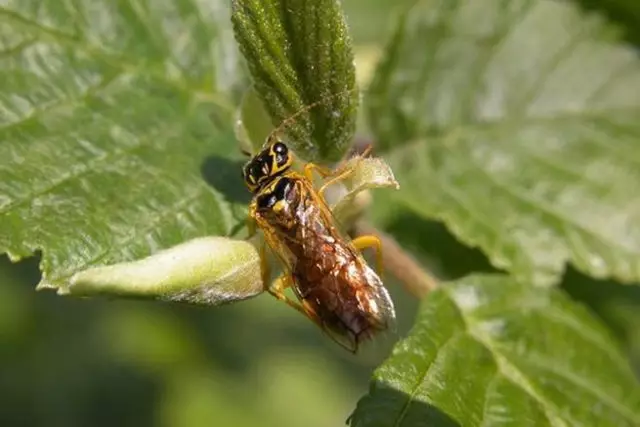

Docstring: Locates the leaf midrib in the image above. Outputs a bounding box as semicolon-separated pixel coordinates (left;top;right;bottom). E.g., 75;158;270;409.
390;331;462;427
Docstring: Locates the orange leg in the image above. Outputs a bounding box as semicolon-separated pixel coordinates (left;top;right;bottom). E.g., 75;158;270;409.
258;242;271;290
304;160;358;203
351;234;384;278
305;146;373;198
247;218;257;238
268;273;322;328
303;162;333;183
317;167;355;197
246;204;258;238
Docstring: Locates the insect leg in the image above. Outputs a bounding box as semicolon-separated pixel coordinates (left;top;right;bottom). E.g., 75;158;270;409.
351;234;384;278
247;203;258;238
247;218;257;238
271;273;357;351
258;242;271;290
317;167;355;197
268;274;321;327
314;146;374;197
303;162;334;183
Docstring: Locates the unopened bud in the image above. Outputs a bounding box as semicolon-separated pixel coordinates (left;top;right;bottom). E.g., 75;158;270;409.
64;237;263;306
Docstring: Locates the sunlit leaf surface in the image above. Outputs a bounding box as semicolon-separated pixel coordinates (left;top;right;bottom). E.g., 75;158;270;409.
368;0;640;286
351;274;640;427
0;1;248;287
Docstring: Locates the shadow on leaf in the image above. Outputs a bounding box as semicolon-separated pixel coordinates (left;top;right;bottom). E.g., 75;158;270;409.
385;210;498;280
349;381;460;427
575;0;640;46
200;155;251;205
562;266;640;377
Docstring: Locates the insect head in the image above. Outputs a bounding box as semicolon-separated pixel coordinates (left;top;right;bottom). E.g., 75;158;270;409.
242;142;292;193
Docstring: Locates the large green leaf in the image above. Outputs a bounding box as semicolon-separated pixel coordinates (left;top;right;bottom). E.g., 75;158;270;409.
351;274;640;427
367;0;640;286
0;1;248;288
231;0;358;162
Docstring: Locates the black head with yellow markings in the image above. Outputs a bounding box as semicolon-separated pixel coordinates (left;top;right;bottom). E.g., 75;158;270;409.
242;141;293;193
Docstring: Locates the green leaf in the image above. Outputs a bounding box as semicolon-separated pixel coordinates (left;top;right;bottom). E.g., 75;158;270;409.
351;274;640;427
367;0;640;286
0;1;249;288
231;0;358;163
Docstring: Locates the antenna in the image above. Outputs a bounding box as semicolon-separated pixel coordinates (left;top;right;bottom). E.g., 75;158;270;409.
265;87;360;147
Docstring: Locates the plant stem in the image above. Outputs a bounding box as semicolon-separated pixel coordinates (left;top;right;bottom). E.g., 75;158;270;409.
354;221;438;298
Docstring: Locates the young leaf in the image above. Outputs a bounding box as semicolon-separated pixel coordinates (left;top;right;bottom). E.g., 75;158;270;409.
65;237;263;305
350;274;640;427
367;0;640;286
0;1;247;288
231;0;358;163
330;156;400;227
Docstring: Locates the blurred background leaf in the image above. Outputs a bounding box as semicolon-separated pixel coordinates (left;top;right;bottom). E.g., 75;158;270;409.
1;253;417;427
365;0;640;287
351;274;640;427
231;0;358;162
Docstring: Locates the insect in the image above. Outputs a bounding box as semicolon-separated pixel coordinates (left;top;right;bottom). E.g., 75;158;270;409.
242;94;396;353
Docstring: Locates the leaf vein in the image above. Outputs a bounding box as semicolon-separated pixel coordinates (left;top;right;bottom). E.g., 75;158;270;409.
0;111;180;216
500;295;630;377
505;141;609;192
513;17;589;117
52;184;214;282
585;57;639;105
0;71;118;132
465;151;640;257
392;331;463;427
0;7;216;102
458;0;535;124
478;373;499;427
517;351;640;423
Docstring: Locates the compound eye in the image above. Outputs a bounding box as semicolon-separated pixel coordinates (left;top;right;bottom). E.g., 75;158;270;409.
273;142;287;154
272;142;290;168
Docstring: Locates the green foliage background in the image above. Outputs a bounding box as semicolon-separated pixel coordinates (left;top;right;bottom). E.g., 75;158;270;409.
1;0;640;426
